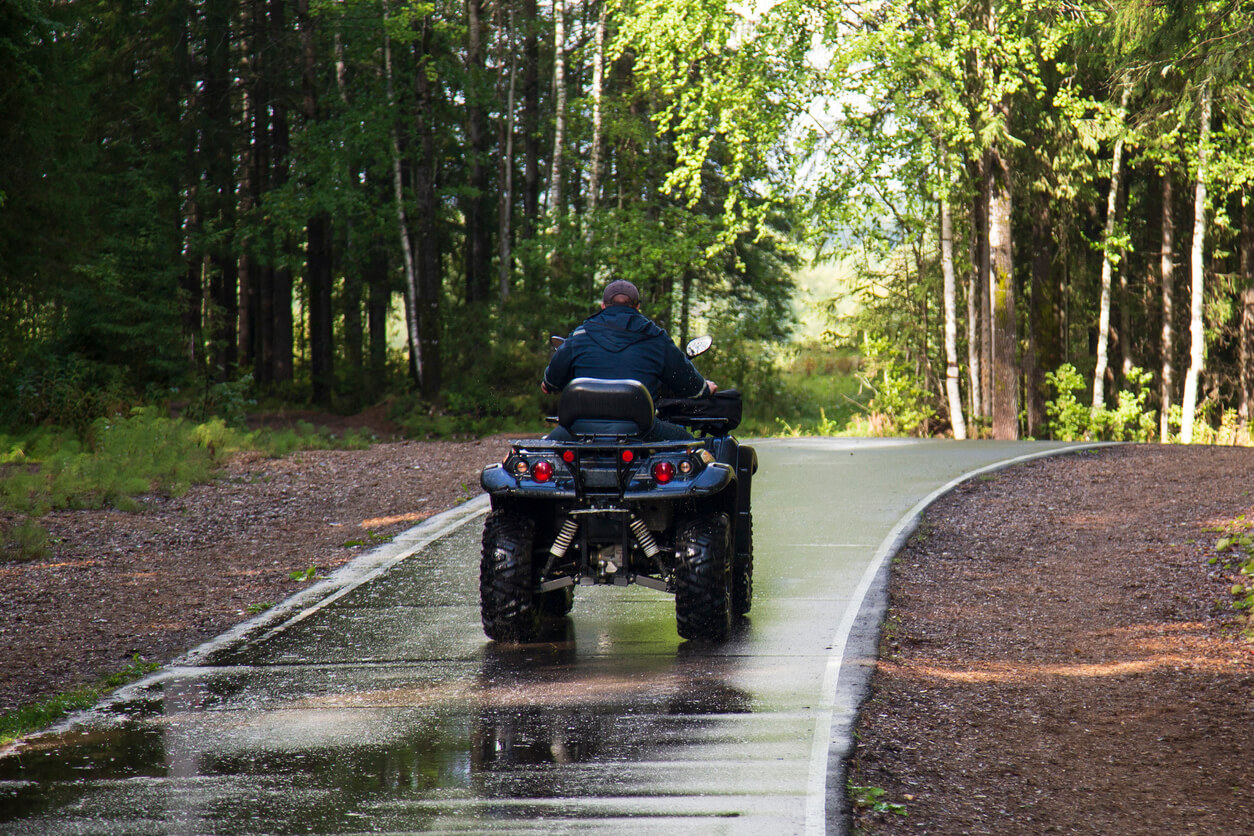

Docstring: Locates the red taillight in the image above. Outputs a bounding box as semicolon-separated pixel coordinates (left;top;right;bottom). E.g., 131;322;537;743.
621;449;635;463
652;461;675;484
532;460;554;482
562;449;575;463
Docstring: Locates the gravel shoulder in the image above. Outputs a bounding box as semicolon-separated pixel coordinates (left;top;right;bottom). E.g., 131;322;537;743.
0;434;515;715
848;444;1254;835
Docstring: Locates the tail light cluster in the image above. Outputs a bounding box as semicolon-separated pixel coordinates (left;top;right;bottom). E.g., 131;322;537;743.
507;446;707;486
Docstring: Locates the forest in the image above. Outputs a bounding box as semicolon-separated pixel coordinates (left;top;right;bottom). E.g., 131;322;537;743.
2;0;1253;444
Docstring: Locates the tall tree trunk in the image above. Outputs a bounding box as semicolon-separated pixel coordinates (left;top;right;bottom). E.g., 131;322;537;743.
238;6;260;373
1027;195;1052;438
1160;172;1175;441
585;0;607;245
966;165;982;424
1092;86;1130;411
382;0;422;385
172;0;199;372
206;0;237;379
182;205;204;369
988;144;1018;440
269;0;293;385
497;1;517;299
1241;288;1254;426
1181;81;1212;444
463;0;491;302
366;249;389;399
1118;260;1131;380
940;191;967;439
680;270;693;348
307;214;334;405
415;23;443;398
979;156;993;419
548;0;566;220
299;0;333;406
521;0;540;239
1240;196;1254;425
342;229;364;408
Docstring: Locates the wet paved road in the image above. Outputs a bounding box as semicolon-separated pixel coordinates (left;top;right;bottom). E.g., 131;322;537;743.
0;439;1093;835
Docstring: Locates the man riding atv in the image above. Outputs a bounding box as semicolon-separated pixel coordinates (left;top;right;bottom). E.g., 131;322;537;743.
478;279;755;643
541;280;717;441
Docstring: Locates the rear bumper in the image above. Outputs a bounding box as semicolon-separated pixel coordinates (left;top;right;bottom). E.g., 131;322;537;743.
480;461;734;501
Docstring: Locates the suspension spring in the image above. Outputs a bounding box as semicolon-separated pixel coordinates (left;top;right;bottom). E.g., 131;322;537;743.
629;515;661;558
549;517;580;560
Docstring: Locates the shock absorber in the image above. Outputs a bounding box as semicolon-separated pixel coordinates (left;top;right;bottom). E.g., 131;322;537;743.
549;517;580;560
628;514;661;559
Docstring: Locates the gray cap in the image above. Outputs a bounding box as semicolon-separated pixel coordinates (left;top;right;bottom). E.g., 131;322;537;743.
602;280;640;307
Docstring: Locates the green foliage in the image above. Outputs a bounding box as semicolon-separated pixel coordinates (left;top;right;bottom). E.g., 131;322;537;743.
2;354;131;433
1210;515;1254;638
0;654;160;746
776;407;844;438
342;530;393;548
250;421;379;458
0;409;228;517
1089;367;1158;442
1043;364;1092;441
1044;364;1157;442
0;407;388;528
849;783;909;817
182;374;258;429
1;517;50;562
1184;408;1254;447
289;565;320;582
766;343;868;436
846;336;938;437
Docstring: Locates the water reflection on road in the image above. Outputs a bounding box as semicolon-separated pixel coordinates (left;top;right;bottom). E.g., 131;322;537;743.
1;610;767;835
0;439;1092;835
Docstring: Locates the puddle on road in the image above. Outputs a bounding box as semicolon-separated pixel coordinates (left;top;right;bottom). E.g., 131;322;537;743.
0;621;756;835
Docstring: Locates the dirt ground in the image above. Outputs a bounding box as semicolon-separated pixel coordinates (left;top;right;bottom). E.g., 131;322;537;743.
848;444;1254;835
0;429;517;715
2;435;1252;834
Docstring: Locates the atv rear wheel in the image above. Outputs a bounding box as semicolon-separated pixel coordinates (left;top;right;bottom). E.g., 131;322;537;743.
674;512;733;641
480;509;541;642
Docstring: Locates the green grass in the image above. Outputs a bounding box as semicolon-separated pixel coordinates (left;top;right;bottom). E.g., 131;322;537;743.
739;342;869;437
0;410;397;554
0;655;161;746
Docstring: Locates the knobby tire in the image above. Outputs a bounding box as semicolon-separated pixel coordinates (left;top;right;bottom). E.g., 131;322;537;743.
479;509;541;642
674;512;733;641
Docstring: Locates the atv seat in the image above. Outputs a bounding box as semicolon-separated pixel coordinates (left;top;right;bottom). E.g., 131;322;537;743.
558;378;655;436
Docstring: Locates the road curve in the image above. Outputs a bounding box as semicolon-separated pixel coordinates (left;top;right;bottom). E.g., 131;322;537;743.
0;439;1098;835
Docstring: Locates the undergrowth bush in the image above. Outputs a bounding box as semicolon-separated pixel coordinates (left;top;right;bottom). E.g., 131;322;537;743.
3;354;132;432
846;336;937;436
1044;363;1157;442
0;409;392;563
1209;515;1254;639
0;407;228;517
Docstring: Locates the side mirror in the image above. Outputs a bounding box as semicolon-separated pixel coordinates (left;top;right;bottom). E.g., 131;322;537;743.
549;335;566;350
685;335;713;358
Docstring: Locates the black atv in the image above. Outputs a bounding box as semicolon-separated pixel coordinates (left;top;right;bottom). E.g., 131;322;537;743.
478;345;756;643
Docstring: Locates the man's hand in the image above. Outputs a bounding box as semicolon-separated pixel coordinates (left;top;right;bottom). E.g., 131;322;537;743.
540;381;558;394
704;380;718;396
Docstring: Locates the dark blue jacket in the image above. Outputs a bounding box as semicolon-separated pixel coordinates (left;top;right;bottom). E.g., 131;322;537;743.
543;305;707;400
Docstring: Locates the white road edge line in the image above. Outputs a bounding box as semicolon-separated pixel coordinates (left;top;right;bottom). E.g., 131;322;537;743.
803;443;1106;836
50;494;493;731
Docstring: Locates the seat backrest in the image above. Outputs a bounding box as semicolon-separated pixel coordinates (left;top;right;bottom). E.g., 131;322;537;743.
558;378;654;436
